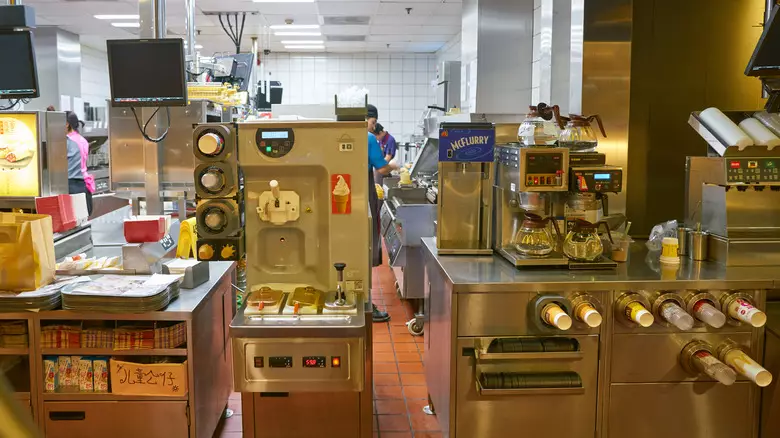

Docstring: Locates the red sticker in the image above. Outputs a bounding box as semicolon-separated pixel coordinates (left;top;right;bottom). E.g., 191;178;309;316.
331;174;352;214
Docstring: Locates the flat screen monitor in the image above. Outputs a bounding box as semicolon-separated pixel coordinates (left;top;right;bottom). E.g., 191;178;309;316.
746;5;780;76
0;31;39;99
107;38;187;107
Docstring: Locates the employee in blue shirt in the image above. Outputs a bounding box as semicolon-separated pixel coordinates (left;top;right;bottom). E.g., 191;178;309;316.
373;123;397;186
367;104;397;322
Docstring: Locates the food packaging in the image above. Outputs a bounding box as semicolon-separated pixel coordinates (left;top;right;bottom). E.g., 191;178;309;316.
625;301;654;327
738;117;780;148
723;349;773;387
693;301;726;328
611;238;630;262
660;301;694;331
0;213;56;291
699;107;753;150
57;356;75;388
728;298;767;327
78;358;94;392
541;303;572;330
93;358;109;392
124;216;167;243
34;195;77;233
574;302;602;328
43;357;57;392
693;350;736;385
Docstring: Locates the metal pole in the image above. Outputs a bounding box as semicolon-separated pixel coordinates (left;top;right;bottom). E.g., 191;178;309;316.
185;0;196;60
138;0;167;214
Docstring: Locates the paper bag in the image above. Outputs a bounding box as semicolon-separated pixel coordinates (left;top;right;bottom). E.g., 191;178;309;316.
0;213;56;291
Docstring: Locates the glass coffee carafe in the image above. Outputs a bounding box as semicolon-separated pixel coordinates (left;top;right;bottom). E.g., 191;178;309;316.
517;103;565;147
513;213;562;257
559;114;607;152
563;219;612;261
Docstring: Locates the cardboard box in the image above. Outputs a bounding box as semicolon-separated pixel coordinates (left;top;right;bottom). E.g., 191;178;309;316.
109;359;188;396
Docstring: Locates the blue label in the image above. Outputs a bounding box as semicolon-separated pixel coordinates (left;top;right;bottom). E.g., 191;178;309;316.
438;128;495;162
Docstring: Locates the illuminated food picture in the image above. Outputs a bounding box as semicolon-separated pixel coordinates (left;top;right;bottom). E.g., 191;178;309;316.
0;117;35;167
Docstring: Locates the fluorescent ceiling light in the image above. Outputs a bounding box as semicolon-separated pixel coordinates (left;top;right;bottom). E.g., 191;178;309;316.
280;40;323;44
275;32;321;36
270;25;319;30
284;45;325;50
95;15;139;20
111;22;140;28
195;44;203;49
254;0;313;3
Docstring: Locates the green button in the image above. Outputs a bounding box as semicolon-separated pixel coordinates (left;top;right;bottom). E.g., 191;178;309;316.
266;146;272;152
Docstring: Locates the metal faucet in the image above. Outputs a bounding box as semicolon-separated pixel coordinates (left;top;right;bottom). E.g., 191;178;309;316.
333;263;347;305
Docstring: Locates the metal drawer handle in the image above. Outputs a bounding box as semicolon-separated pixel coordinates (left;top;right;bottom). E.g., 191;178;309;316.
475;350;583;362
49;411;86;421
476;379;585;396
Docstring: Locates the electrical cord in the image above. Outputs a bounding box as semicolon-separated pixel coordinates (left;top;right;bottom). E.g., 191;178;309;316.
130;106;171;143
0;99;20;111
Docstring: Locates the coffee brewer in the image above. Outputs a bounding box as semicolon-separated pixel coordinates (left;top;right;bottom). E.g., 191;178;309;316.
493;122;623;268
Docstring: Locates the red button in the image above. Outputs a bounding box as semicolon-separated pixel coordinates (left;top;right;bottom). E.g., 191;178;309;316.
534;177;539;185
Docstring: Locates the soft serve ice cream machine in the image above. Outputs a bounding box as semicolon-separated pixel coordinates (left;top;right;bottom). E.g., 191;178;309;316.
199;121;372;438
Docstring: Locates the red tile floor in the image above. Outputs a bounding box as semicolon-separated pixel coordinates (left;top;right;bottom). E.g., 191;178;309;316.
213;256;441;438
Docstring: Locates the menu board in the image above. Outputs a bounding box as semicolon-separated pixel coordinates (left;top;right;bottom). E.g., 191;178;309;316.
0;113;39;197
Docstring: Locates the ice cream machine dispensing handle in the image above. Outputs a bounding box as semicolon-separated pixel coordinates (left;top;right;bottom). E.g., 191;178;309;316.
334;263;347;304
257;179;301;225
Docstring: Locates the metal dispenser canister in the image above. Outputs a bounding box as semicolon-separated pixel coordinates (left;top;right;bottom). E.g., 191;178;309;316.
436;122;495;255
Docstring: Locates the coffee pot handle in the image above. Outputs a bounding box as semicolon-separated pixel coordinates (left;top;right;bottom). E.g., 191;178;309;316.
588;115;607;138
597;220;613;243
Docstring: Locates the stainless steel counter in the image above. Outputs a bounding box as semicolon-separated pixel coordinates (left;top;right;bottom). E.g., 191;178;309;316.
421;237;780;292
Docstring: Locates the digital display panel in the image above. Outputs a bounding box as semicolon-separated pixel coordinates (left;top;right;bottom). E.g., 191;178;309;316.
0;31;39;99
268;356;293;368
261;131;289;139
593;173;611;180
302;356;326;368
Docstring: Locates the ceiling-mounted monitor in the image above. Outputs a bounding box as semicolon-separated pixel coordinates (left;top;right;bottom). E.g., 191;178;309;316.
0;30;39;100
746;5;780;76
107;38;187;107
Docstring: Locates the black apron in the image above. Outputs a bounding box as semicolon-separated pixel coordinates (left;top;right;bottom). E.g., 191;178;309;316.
368;168;382;267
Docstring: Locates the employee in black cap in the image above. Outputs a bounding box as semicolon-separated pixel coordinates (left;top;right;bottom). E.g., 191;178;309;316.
367;104;397;322
66;112;95;215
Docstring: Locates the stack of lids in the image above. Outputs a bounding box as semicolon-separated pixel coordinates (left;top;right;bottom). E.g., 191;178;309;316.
61;274;181;313
0;278;83;312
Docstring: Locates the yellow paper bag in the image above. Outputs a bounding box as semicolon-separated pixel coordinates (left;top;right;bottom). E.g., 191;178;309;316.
0;213;56;291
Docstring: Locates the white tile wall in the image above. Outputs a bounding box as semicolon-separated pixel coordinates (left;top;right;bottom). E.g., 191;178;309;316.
80;45;110;108
262;53;438;142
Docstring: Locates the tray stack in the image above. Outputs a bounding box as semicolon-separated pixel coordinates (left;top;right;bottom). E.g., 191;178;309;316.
0;279;83;312
61;274;181;313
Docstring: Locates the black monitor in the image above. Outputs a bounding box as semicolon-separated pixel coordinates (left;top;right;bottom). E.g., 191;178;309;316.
107;38;187;107
0;30;39;99
746;5;780;77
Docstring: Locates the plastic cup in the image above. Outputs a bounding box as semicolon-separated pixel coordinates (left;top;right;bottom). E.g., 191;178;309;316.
611;239;630;262
694;350;736;386
724;349;773;387
693;301;726;328
575;302;603;328
660;302;695;331
728;298;767;328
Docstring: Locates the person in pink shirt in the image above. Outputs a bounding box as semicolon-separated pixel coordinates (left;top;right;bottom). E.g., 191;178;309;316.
66;112;95;215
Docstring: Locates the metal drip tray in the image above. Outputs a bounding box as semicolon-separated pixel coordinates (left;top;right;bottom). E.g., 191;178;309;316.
246;287;284;306
289;286;324;309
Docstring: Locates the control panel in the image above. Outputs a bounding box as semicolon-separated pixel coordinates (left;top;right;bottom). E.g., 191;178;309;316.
725;158;780;184
255;128;296;158
518;148;569;192
235;337;363;392
570;166;623;193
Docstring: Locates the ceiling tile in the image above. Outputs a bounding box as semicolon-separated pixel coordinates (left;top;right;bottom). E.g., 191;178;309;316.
318;2;379;15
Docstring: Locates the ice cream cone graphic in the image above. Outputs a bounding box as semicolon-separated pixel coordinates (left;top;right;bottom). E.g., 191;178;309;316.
332;174;351;214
